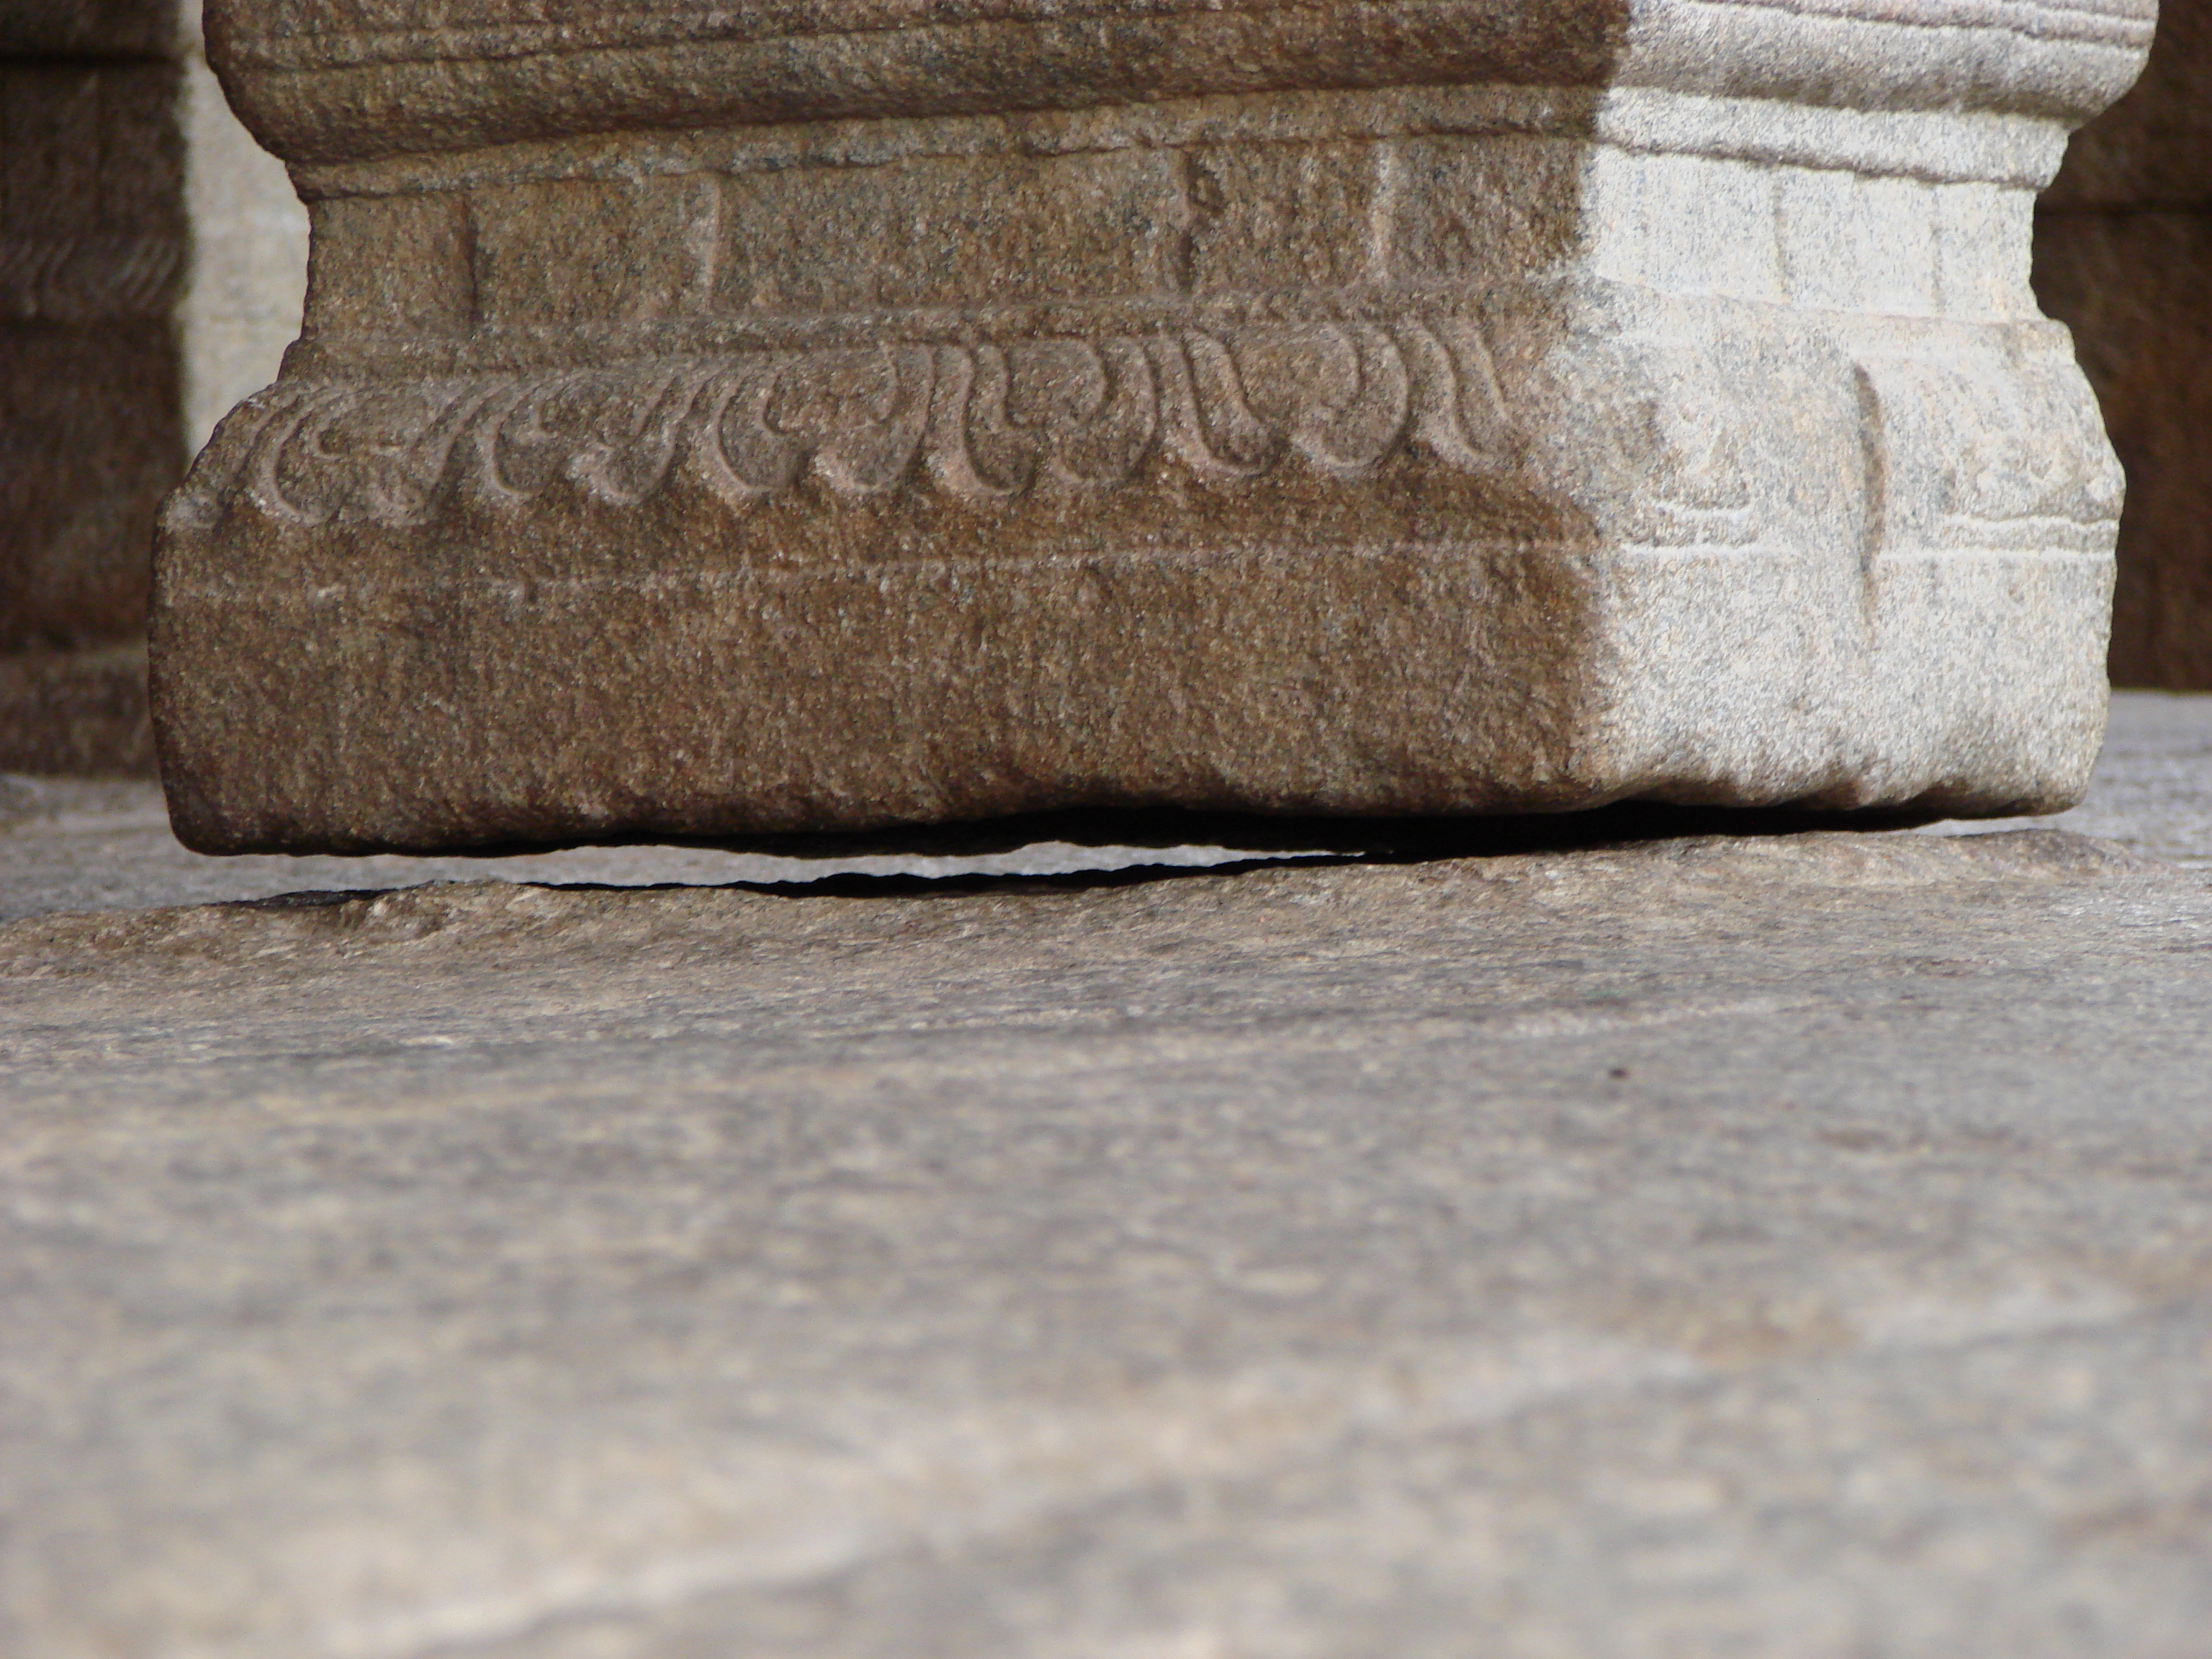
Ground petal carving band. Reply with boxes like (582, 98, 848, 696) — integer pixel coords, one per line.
(199, 319, 1518, 527)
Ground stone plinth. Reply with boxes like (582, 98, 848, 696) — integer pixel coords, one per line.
(155, 0, 2152, 853)
(2035, 0, 2212, 692)
(0, 0, 305, 776)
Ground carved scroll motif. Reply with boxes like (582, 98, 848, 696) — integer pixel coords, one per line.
(213, 318, 1517, 527)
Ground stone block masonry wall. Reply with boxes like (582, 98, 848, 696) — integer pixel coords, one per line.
(0, 0, 305, 775)
(2036, 0, 2212, 690)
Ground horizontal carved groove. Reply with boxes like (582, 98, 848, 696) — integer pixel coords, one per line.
(289, 86, 2064, 203)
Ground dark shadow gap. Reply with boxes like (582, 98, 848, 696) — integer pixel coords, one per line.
(221, 799, 1955, 913)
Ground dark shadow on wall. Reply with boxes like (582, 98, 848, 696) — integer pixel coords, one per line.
(2034, 0, 2212, 691)
(0, 8, 187, 775)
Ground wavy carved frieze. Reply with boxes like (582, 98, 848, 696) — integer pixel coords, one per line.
(193, 318, 1519, 527)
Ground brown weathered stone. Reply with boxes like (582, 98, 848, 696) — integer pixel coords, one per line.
(2034, 0, 2212, 691)
(0, 0, 173, 58)
(0, 59, 185, 651)
(155, 0, 2152, 852)
(0, 642, 156, 775)
(0, 1, 306, 775)
(0, 51, 180, 775)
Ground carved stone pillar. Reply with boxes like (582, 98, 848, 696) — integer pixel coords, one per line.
(155, 0, 2152, 852)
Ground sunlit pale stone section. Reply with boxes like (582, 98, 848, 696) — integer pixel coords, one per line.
(1578, 94, 2060, 318)
(176, 19, 307, 455)
(1581, 144, 1789, 302)
(151, 0, 2152, 852)
(1928, 181, 2038, 320)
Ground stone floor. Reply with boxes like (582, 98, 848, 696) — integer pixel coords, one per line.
(4, 693, 2211, 1658)
(8, 693, 2211, 924)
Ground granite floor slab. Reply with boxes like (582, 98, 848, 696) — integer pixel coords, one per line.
(3, 695, 2210, 1658)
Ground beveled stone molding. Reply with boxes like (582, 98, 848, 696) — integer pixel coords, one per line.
(154, 0, 2152, 852)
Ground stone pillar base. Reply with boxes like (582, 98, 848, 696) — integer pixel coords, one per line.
(155, 0, 2151, 853)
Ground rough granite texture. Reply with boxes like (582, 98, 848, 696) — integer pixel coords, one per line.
(5, 689, 2209, 923)
(154, 0, 2152, 852)
(2035, 0, 2212, 691)
(2, 692, 2211, 1659)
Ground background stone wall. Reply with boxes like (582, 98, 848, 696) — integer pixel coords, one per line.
(0, 0, 304, 775)
(2034, 0, 2212, 691)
